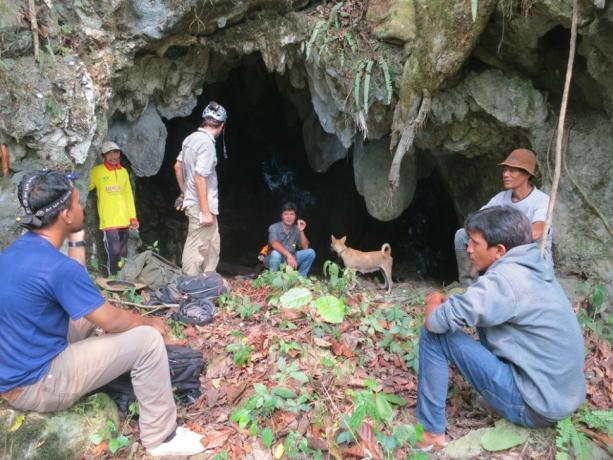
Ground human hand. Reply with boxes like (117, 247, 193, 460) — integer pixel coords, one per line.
(145, 317, 170, 335)
(199, 211, 214, 226)
(68, 230, 85, 242)
(425, 291, 448, 307)
(286, 254, 298, 269)
(424, 291, 448, 331)
(174, 194, 184, 211)
(130, 218, 140, 230)
(297, 219, 306, 232)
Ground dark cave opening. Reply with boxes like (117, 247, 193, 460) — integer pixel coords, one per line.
(135, 53, 459, 283)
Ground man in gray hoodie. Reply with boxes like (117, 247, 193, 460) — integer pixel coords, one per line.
(416, 206, 585, 450)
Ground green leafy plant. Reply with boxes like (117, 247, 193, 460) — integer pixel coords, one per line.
(226, 338, 253, 366)
(230, 383, 307, 432)
(273, 357, 309, 385)
(166, 318, 185, 339)
(314, 295, 346, 324)
(46, 95, 61, 118)
(221, 294, 261, 319)
(280, 287, 313, 309)
(211, 450, 228, 460)
(579, 407, 613, 436)
(323, 260, 355, 295)
(555, 416, 591, 460)
(253, 265, 306, 291)
(146, 240, 160, 253)
(273, 338, 302, 356)
(89, 419, 130, 455)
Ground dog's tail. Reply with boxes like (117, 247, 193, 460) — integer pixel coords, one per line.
(381, 243, 392, 256)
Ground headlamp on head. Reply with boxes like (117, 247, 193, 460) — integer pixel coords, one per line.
(202, 101, 228, 123)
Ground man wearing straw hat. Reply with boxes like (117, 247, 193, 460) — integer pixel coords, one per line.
(454, 148, 552, 287)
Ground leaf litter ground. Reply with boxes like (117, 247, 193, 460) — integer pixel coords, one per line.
(94, 271, 612, 459)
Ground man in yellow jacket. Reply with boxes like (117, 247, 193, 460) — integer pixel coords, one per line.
(89, 141, 139, 275)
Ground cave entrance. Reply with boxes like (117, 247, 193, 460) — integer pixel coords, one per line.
(135, 53, 459, 283)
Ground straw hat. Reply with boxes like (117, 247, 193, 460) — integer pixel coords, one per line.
(498, 148, 537, 176)
(96, 278, 147, 292)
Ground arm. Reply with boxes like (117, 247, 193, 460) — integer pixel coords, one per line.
(194, 174, 213, 225)
(174, 160, 184, 194)
(428, 271, 519, 334)
(67, 230, 86, 268)
(120, 170, 138, 229)
(297, 220, 309, 249)
(532, 221, 544, 241)
(86, 301, 168, 335)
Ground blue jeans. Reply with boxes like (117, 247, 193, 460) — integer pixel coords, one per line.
(416, 326, 541, 434)
(267, 249, 316, 277)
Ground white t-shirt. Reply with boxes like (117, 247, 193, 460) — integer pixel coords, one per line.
(482, 187, 552, 261)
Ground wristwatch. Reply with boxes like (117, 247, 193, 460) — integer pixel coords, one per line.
(68, 240, 86, 248)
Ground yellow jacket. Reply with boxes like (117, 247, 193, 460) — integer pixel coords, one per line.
(89, 163, 137, 230)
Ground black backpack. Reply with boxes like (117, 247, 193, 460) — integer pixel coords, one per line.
(170, 272, 227, 325)
(98, 345, 205, 415)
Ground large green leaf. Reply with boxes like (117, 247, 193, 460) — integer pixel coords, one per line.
(261, 427, 274, 448)
(375, 393, 393, 423)
(314, 295, 345, 323)
(480, 419, 529, 451)
(280, 287, 312, 309)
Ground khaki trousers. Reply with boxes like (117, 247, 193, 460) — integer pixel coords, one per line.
(182, 205, 220, 275)
(8, 319, 177, 448)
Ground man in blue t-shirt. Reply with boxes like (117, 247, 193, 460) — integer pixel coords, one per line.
(0, 171, 204, 457)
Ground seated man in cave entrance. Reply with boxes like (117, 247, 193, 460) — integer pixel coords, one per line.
(264, 201, 316, 277)
(454, 148, 552, 287)
(416, 206, 584, 451)
(173, 101, 228, 275)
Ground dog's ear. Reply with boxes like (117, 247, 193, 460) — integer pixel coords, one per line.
(341, 236, 347, 243)
(331, 235, 336, 242)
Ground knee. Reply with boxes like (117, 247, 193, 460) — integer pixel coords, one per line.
(454, 228, 468, 249)
(133, 326, 165, 353)
(303, 248, 316, 260)
(269, 250, 283, 263)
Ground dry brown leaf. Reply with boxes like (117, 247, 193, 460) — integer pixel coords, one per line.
(307, 436, 329, 451)
(331, 339, 355, 358)
(357, 422, 383, 459)
(226, 382, 248, 404)
(314, 337, 332, 348)
(201, 429, 232, 449)
(342, 443, 368, 458)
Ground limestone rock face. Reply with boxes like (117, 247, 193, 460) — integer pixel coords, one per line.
(0, 393, 120, 460)
(366, 0, 417, 44)
(530, 112, 613, 285)
(354, 136, 416, 221)
(108, 104, 168, 177)
(0, 0, 611, 283)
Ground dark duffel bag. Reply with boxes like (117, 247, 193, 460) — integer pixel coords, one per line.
(98, 345, 205, 415)
(177, 272, 227, 301)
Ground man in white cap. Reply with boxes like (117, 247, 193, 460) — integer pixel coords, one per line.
(89, 141, 139, 275)
(174, 101, 227, 275)
(454, 148, 552, 286)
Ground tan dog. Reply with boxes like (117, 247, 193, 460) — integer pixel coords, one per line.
(330, 235, 393, 293)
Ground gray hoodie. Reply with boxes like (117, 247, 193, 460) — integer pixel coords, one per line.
(429, 243, 585, 420)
